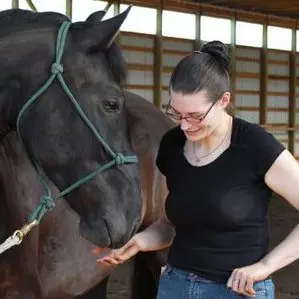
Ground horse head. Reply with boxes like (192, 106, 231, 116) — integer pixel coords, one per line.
(0, 7, 142, 248)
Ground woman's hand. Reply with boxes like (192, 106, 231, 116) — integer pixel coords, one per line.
(227, 261, 273, 297)
(96, 233, 148, 266)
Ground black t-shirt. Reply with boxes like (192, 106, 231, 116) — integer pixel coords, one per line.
(156, 116, 285, 283)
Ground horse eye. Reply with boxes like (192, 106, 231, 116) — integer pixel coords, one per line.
(103, 99, 120, 113)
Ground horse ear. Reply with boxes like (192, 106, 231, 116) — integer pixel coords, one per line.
(72, 5, 132, 51)
(85, 10, 106, 23)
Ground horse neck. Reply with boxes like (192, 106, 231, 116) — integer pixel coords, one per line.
(0, 133, 43, 235)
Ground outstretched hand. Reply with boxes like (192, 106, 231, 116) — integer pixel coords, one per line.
(96, 233, 147, 266)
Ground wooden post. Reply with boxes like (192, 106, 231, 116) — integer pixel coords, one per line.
(25, 0, 37, 11)
(259, 22, 268, 125)
(288, 27, 296, 154)
(230, 13, 236, 112)
(114, 0, 120, 15)
(12, 0, 19, 8)
(153, 0, 163, 109)
(193, 8, 201, 51)
(66, 0, 72, 19)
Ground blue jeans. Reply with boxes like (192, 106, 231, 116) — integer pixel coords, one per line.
(156, 265, 275, 299)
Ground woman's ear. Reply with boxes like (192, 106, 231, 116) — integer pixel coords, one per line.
(219, 92, 231, 109)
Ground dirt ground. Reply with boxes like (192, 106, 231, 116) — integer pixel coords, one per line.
(106, 195, 299, 299)
(107, 261, 134, 299)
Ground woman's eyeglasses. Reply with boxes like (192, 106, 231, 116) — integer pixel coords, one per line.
(165, 100, 218, 124)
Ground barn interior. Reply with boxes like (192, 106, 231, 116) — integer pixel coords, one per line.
(1, 0, 299, 298)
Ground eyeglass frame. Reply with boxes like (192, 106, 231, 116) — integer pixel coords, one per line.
(165, 98, 219, 124)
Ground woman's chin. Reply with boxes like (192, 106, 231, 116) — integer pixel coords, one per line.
(184, 129, 206, 141)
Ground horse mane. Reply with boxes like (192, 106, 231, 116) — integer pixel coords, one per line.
(0, 9, 127, 86)
(0, 9, 68, 27)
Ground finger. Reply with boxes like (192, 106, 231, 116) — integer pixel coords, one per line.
(238, 273, 247, 295)
(93, 248, 112, 259)
(227, 269, 237, 288)
(97, 258, 113, 267)
(112, 243, 139, 261)
(97, 256, 120, 265)
(245, 278, 256, 297)
(112, 240, 136, 257)
(231, 271, 241, 293)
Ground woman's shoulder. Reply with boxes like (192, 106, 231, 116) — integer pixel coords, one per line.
(233, 117, 275, 145)
(234, 116, 263, 133)
(233, 117, 285, 176)
(160, 126, 185, 148)
(156, 126, 185, 176)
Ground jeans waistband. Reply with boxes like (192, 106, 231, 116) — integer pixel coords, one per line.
(163, 264, 273, 285)
(164, 264, 216, 283)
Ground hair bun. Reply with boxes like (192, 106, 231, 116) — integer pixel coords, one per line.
(201, 40, 229, 73)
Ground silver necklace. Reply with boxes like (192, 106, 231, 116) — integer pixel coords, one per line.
(193, 118, 231, 163)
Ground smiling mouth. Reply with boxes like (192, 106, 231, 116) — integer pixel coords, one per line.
(185, 127, 203, 134)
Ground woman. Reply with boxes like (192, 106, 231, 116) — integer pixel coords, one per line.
(98, 41, 299, 298)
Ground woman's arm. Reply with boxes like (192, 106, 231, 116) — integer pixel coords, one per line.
(227, 149, 299, 296)
(261, 149, 299, 271)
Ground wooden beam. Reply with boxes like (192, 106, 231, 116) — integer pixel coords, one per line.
(163, 49, 191, 56)
(121, 31, 155, 38)
(121, 0, 299, 27)
(236, 106, 289, 112)
(236, 72, 259, 78)
(236, 90, 260, 95)
(121, 45, 153, 52)
(236, 56, 260, 63)
(127, 84, 153, 90)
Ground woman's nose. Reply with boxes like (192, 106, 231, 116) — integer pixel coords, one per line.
(180, 119, 191, 131)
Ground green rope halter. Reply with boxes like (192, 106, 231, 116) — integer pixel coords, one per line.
(16, 21, 138, 224)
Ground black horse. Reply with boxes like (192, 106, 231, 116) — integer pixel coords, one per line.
(0, 7, 159, 298)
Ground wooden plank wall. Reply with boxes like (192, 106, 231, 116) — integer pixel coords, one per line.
(120, 31, 294, 153)
(119, 32, 155, 102)
(161, 37, 194, 109)
(235, 46, 260, 124)
(2, 0, 299, 158)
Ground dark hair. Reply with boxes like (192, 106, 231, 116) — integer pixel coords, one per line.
(169, 40, 230, 103)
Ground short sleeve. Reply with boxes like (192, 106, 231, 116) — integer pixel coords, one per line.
(156, 131, 170, 176)
(156, 127, 181, 176)
(247, 124, 285, 177)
